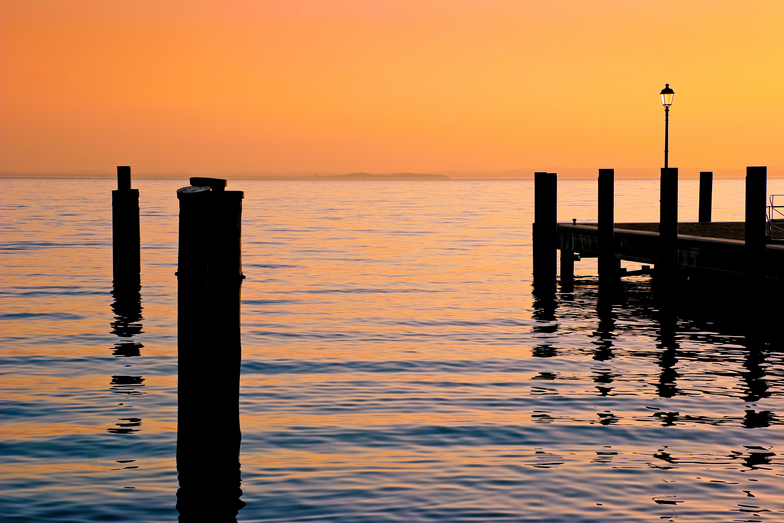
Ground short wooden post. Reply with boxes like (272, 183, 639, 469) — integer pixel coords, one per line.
(659, 167, 679, 283)
(533, 172, 557, 283)
(112, 166, 140, 284)
(177, 178, 244, 519)
(699, 171, 713, 223)
(598, 169, 618, 292)
(559, 240, 574, 291)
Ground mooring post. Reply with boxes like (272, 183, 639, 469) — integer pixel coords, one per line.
(744, 166, 767, 319)
(533, 172, 557, 282)
(659, 168, 679, 284)
(177, 178, 244, 519)
(598, 169, 619, 293)
(699, 171, 713, 223)
(112, 166, 140, 285)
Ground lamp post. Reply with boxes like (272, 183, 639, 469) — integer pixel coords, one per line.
(660, 84, 675, 168)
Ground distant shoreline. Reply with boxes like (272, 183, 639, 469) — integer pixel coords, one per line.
(2, 169, 782, 180)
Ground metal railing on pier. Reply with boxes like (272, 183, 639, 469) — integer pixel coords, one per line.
(767, 194, 784, 237)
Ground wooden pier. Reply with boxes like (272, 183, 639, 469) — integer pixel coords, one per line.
(533, 167, 784, 308)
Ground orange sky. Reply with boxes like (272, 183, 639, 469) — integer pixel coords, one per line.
(1, 0, 783, 177)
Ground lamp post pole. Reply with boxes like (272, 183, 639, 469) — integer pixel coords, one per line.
(664, 105, 669, 168)
(660, 84, 674, 168)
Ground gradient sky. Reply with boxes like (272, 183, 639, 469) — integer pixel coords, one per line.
(2, 0, 783, 176)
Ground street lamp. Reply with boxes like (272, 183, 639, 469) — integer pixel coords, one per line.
(660, 83, 675, 168)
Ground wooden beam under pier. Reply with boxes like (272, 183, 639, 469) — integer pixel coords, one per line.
(557, 222, 784, 282)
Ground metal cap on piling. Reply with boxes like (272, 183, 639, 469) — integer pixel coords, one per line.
(190, 177, 227, 191)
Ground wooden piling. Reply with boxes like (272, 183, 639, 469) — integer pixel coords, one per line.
(742, 166, 768, 334)
(745, 166, 767, 257)
(112, 166, 140, 284)
(745, 166, 767, 284)
(699, 171, 713, 223)
(559, 242, 575, 291)
(598, 169, 618, 291)
(658, 167, 678, 281)
(533, 172, 557, 282)
(176, 179, 244, 519)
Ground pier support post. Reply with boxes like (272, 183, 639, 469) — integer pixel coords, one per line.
(598, 169, 619, 294)
(745, 166, 767, 322)
(533, 172, 557, 284)
(658, 168, 679, 287)
(177, 178, 245, 520)
(560, 241, 574, 291)
(745, 166, 767, 262)
(112, 166, 140, 285)
(699, 171, 713, 223)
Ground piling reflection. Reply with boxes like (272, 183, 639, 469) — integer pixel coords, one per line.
(655, 299, 680, 399)
(109, 280, 145, 434)
(741, 344, 770, 404)
(592, 303, 615, 361)
(532, 282, 556, 321)
(111, 282, 144, 357)
(176, 411, 244, 522)
(591, 298, 616, 395)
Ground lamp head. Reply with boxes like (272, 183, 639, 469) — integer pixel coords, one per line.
(660, 83, 675, 107)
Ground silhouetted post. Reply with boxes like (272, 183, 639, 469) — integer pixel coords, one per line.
(598, 169, 619, 294)
(745, 166, 767, 324)
(112, 166, 140, 284)
(745, 166, 767, 263)
(658, 168, 678, 286)
(559, 238, 574, 291)
(177, 178, 244, 521)
(533, 172, 557, 282)
(699, 171, 713, 223)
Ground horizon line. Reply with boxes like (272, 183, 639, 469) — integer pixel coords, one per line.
(3, 166, 783, 180)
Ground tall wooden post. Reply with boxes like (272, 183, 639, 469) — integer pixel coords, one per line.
(659, 168, 679, 284)
(598, 169, 618, 293)
(699, 171, 713, 223)
(745, 166, 767, 321)
(177, 178, 245, 520)
(112, 166, 140, 284)
(533, 172, 557, 282)
(745, 166, 767, 264)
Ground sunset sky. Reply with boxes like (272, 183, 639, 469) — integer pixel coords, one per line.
(2, 0, 783, 177)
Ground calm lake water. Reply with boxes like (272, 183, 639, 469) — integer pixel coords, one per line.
(1, 177, 783, 522)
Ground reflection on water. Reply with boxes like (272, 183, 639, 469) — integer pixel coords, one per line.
(176, 426, 244, 522)
(2, 178, 784, 522)
(109, 282, 145, 434)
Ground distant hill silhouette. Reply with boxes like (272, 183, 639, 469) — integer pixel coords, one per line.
(327, 172, 449, 179)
